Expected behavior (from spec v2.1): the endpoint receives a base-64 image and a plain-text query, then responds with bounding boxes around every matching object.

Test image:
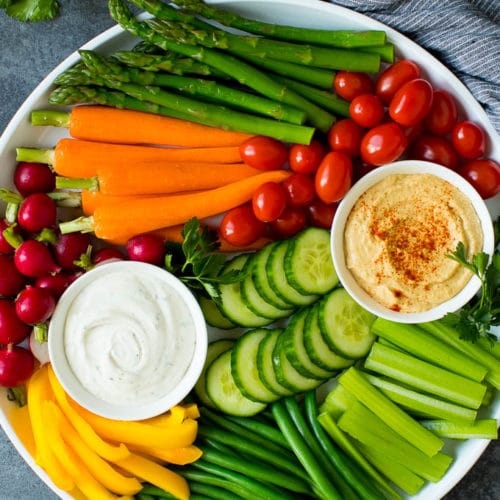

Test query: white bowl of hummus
[48,260,208,421]
[331,160,495,324]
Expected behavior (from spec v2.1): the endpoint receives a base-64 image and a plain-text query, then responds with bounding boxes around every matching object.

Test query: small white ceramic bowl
[331,160,495,324]
[48,260,207,421]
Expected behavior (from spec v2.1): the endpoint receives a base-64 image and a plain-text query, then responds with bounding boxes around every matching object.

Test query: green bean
[304,390,386,500]
[139,484,177,498]
[283,396,358,500]
[198,425,309,481]
[190,481,244,500]
[191,460,295,500]
[200,445,310,494]
[271,399,342,500]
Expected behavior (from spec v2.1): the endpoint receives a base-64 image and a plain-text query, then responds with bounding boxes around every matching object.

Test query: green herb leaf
[5,0,59,22]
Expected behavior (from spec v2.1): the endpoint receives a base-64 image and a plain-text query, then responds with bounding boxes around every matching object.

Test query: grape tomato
[360,122,408,166]
[424,89,458,136]
[252,181,287,222]
[270,206,307,238]
[289,140,326,174]
[220,204,266,246]
[305,200,337,229]
[375,59,421,104]
[334,71,374,101]
[411,134,459,170]
[451,121,486,160]
[389,78,434,127]
[282,174,316,207]
[328,119,364,157]
[314,152,353,203]
[349,93,385,128]
[240,136,288,170]
[458,159,500,199]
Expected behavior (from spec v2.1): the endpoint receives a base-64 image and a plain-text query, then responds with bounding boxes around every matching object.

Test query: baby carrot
[16,138,243,178]
[57,161,266,196]
[39,105,253,147]
[60,170,291,242]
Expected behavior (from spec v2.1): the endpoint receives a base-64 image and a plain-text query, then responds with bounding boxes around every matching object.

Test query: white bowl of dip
[48,260,207,421]
[331,160,495,324]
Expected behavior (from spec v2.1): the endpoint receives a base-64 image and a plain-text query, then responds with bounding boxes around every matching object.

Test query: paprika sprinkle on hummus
[343,173,483,313]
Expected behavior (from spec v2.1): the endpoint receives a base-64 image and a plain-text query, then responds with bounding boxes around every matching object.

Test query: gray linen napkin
[328,0,500,133]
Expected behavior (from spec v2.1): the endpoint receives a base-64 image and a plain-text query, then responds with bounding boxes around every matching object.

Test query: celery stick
[420,321,500,389]
[477,337,500,361]
[319,384,356,420]
[338,401,453,482]
[338,367,443,457]
[364,343,487,409]
[317,412,402,500]
[356,441,425,495]
[420,419,498,439]
[364,374,477,422]
[371,318,488,382]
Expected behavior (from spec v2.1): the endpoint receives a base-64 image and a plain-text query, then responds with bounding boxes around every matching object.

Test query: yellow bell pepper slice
[55,402,143,496]
[182,403,200,420]
[47,365,129,462]
[8,403,36,458]
[147,405,186,427]
[42,401,133,500]
[27,365,74,492]
[116,452,189,500]
[74,404,199,449]
[129,444,203,465]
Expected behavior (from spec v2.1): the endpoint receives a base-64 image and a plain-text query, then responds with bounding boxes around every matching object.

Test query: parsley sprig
[1,0,59,22]
[164,217,242,302]
[444,217,500,342]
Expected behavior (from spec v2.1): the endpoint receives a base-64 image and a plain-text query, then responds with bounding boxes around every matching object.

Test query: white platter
[0,1,498,499]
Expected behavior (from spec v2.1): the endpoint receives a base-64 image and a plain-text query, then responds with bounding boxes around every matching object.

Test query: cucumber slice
[285,227,338,295]
[251,241,296,309]
[318,288,376,359]
[218,254,272,328]
[241,256,294,320]
[303,304,354,372]
[206,349,266,416]
[194,339,235,408]
[272,328,323,393]
[282,308,336,380]
[231,328,280,404]
[266,241,318,307]
[256,328,293,397]
[198,295,236,329]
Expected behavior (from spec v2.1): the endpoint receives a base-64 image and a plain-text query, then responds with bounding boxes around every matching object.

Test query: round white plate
[0,1,498,499]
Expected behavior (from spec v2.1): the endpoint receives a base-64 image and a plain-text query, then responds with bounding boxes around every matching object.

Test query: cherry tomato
[239,136,288,170]
[389,79,434,127]
[282,174,316,207]
[334,71,374,101]
[424,89,458,136]
[457,159,500,199]
[328,119,364,157]
[305,200,337,229]
[375,59,421,104]
[288,140,326,175]
[349,93,385,128]
[360,122,408,166]
[252,182,287,222]
[220,203,266,246]
[314,152,353,203]
[403,122,425,144]
[451,121,486,160]
[270,206,307,238]
[411,134,459,169]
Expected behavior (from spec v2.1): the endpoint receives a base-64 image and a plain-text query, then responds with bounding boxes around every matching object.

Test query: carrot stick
[69,105,252,147]
[54,139,242,178]
[60,170,291,243]
[58,161,267,196]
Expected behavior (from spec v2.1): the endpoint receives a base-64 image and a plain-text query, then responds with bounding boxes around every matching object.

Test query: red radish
[17,193,57,233]
[93,247,126,265]
[14,162,55,196]
[53,232,91,271]
[35,272,76,299]
[126,234,165,265]
[0,220,16,255]
[0,345,35,387]
[28,331,50,365]
[0,299,31,344]
[14,240,61,277]
[0,255,26,297]
[15,286,56,325]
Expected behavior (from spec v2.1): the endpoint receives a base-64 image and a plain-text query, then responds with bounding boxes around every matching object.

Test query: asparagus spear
[47,82,315,145]
[112,50,229,78]
[61,51,306,125]
[108,0,335,132]
[128,0,381,73]
[135,0,387,48]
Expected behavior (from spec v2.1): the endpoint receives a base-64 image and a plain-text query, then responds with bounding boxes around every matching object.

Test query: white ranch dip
[63,266,198,406]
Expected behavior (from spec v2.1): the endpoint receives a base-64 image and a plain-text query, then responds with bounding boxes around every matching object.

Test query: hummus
[344,173,483,313]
